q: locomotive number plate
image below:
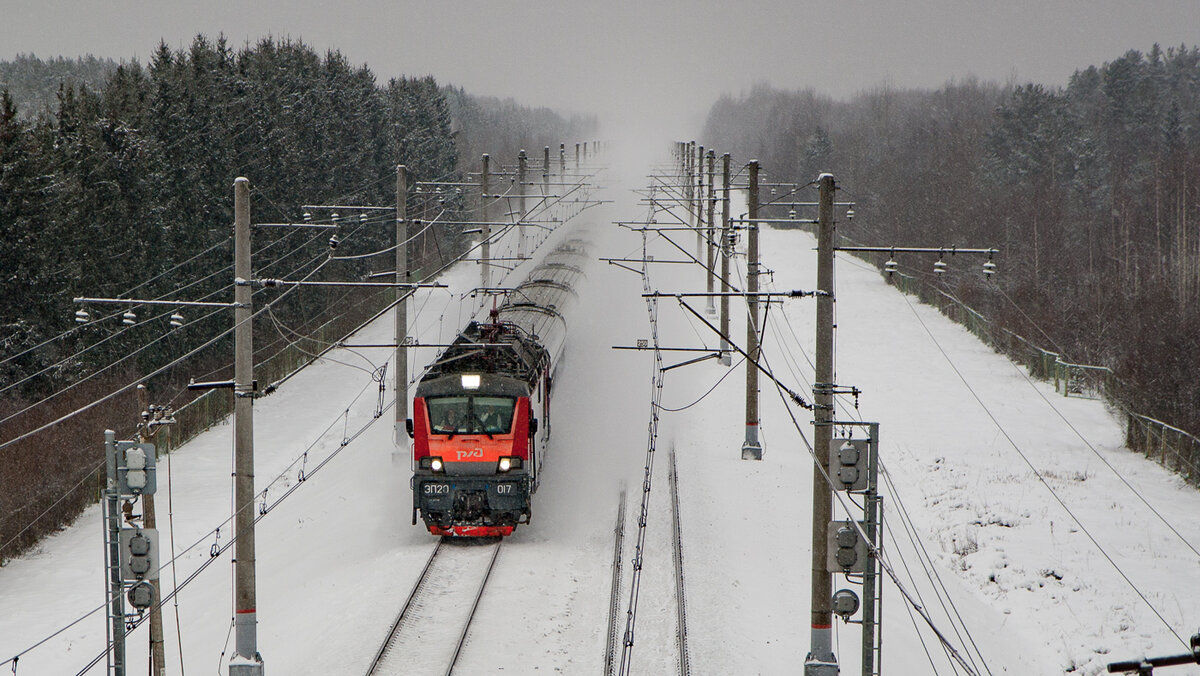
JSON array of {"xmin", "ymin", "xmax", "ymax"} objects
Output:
[
  {"xmin": 495, "ymin": 484, "xmax": 514, "ymax": 495},
  {"xmin": 423, "ymin": 484, "xmax": 450, "ymax": 495}
]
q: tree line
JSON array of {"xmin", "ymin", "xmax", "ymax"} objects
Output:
[
  {"xmin": 702, "ymin": 44, "xmax": 1200, "ymax": 440},
  {"xmin": 0, "ymin": 37, "xmax": 593, "ymax": 563}
]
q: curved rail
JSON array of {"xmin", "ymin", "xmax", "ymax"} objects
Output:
[{"xmin": 366, "ymin": 539, "xmax": 502, "ymax": 676}]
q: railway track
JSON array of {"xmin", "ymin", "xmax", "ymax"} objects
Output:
[
  {"xmin": 668, "ymin": 448, "xmax": 691, "ymax": 676},
  {"xmin": 605, "ymin": 489, "xmax": 627, "ymax": 675},
  {"xmin": 366, "ymin": 538, "xmax": 502, "ymax": 676}
]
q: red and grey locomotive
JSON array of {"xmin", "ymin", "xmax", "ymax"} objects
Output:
[{"xmin": 408, "ymin": 239, "xmax": 587, "ymax": 537}]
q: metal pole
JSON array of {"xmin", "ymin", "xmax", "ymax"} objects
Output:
[
  {"xmin": 104, "ymin": 429, "xmax": 125, "ymax": 676},
  {"xmin": 575, "ymin": 142, "xmax": 580, "ymax": 169},
  {"xmin": 230, "ymin": 177, "xmax": 264, "ymax": 675},
  {"xmin": 559, "ymin": 143, "xmax": 566, "ymax": 174},
  {"xmin": 543, "ymin": 146, "xmax": 551, "ymax": 248},
  {"xmin": 480, "ymin": 155, "xmax": 490, "ymax": 291},
  {"xmin": 806, "ymin": 172, "xmax": 838, "ymax": 676},
  {"xmin": 396, "ymin": 165, "xmax": 409, "ymax": 446},
  {"xmin": 138, "ymin": 386, "xmax": 166, "ymax": 676},
  {"xmin": 863, "ymin": 423, "xmax": 881, "ymax": 676},
  {"xmin": 741, "ymin": 161, "xmax": 763, "ymax": 461},
  {"xmin": 719, "ymin": 153, "xmax": 732, "ymax": 365},
  {"xmin": 518, "ymin": 150, "xmax": 527, "ymax": 259},
  {"xmin": 705, "ymin": 149, "xmax": 716, "ymax": 314},
  {"xmin": 686, "ymin": 142, "xmax": 694, "ymax": 232},
  {"xmin": 696, "ymin": 144, "xmax": 705, "ymax": 259}
]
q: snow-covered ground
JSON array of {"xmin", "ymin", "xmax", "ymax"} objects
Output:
[{"xmin": 3, "ymin": 161, "xmax": 1199, "ymax": 675}]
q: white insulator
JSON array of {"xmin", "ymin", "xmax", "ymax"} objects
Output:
[
  {"xmin": 933, "ymin": 260, "xmax": 947, "ymax": 275},
  {"xmin": 302, "ymin": 211, "xmax": 312, "ymax": 222},
  {"xmin": 983, "ymin": 260, "xmax": 997, "ymax": 276},
  {"xmin": 884, "ymin": 259, "xmax": 898, "ymax": 275},
  {"xmin": 75, "ymin": 309, "xmax": 91, "ymax": 323},
  {"xmin": 122, "ymin": 310, "xmax": 137, "ymax": 326},
  {"xmin": 170, "ymin": 312, "xmax": 184, "ymax": 328}
]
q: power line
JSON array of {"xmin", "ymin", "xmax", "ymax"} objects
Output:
[{"xmin": 896, "ymin": 290, "xmax": 1190, "ymax": 649}]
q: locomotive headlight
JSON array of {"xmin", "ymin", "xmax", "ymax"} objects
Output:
[
  {"xmin": 497, "ymin": 456, "xmax": 522, "ymax": 472},
  {"xmin": 461, "ymin": 374, "xmax": 481, "ymax": 390},
  {"xmin": 420, "ymin": 456, "xmax": 445, "ymax": 472}
]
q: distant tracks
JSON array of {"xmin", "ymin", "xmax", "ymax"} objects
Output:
[
  {"xmin": 605, "ymin": 490, "xmax": 627, "ymax": 675},
  {"xmin": 609, "ymin": 449, "xmax": 691, "ymax": 676},
  {"xmin": 668, "ymin": 449, "xmax": 691, "ymax": 676},
  {"xmin": 366, "ymin": 538, "xmax": 502, "ymax": 676}
]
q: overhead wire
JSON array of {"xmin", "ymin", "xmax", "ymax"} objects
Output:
[
  {"xmin": 841, "ymin": 241, "xmax": 1200, "ymax": 594},
  {"xmin": 0, "ymin": 239, "xmax": 335, "ymax": 454},
  {"xmin": 6, "ymin": 150, "xmax": 586, "ymax": 671},
  {"xmin": 55, "ymin": 154, "xmax": 571, "ymax": 673},
  {"xmin": 896, "ymin": 289, "xmax": 1190, "ymax": 649},
  {"xmin": 7, "ymin": 358, "xmax": 393, "ymax": 673},
  {"xmin": 681, "ymin": 171, "xmax": 986, "ymax": 673},
  {"xmin": 0, "ymin": 228, "xmax": 332, "ymax": 435}
]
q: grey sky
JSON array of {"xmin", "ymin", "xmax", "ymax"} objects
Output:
[{"xmin": 3, "ymin": 0, "xmax": 1198, "ymax": 143}]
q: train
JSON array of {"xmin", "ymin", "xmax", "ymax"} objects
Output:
[{"xmin": 407, "ymin": 236, "xmax": 589, "ymax": 536}]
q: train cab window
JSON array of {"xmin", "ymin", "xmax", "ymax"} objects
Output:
[
  {"xmin": 427, "ymin": 396, "xmax": 515, "ymax": 435},
  {"xmin": 473, "ymin": 397, "xmax": 515, "ymax": 434}
]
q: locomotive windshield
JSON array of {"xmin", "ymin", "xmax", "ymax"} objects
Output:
[{"xmin": 427, "ymin": 396, "xmax": 516, "ymax": 435}]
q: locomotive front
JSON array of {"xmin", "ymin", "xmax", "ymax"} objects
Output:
[
  {"xmin": 411, "ymin": 368, "xmax": 538, "ymax": 537},
  {"xmin": 408, "ymin": 236, "xmax": 587, "ymax": 537}
]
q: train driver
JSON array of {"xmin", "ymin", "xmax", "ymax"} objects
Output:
[{"xmin": 435, "ymin": 407, "xmax": 463, "ymax": 434}]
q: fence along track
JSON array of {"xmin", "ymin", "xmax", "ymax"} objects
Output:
[
  {"xmin": 605, "ymin": 489, "xmax": 627, "ymax": 675},
  {"xmin": 366, "ymin": 538, "xmax": 502, "ymax": 676},
  {"xmin": 668, "ymin": 448, "xmax": 691, "ymax": 676}
]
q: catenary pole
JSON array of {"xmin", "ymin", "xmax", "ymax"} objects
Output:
[
  {"xmin": 518, "ymin": 150, "xmax": 528, "ymax": 260},
  {"xmin": 741, "ymin": 161, "xmax": 763, "ymax": 461},
  {"xmin": 395, "ymin": 165, "xmax": 409, "ymax": 444},
  {"xmin": 696, "ymin": 144, "xmax": 705, "ymax": 259},
  {"xmin": 805, "ymin": 172, "xmax": 838, "ymax": 676},
  {"xmin": 705, "ymin": 149, "xmax": 716, "ymax": 314},
  {"xmin": 104, "ymin": 429, "xmax": 125, "ymax": 676},
  {"xmin": 138, "ymin": 385, "xmax": 166, "ymax": 676},
  {"xmin": 230, "ymin": 177, "xmax": 264, "ymax": 676},
  {"xmin": 480, "ymin": 155, "xmax": 491, "ymax": 291},
  {"xmin": 719, "ymin": 152, "xmax": 732, "ymax": 365}
]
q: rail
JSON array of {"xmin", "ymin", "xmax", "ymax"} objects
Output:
[
  {"xmin": 366, "ymin": 538, "xmax": 502, "ymax": 676},
  {"xmin": 605, "ymin": 490, "xmax": 628, "ymax": 675},
  {"xmin": 669, "ymin": 448, "xmax": 691, "ymax": 676}
]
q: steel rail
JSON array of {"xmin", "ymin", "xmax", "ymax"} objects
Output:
[
  {"xmin": 365, "ymin": 540, "xmax": 443, "ymax": 675},
  {"xmin": 605, "ymin": 490, "xmax": 628, "ymax": 676},
  {"xmin": 444, "ymin": 541, "xmax": 503, "ymax": 675},
  {"xmin": 365, "ymin": 539, "xmax": 502, "ymax": 676},
  {"xmin": 668, "ymin": 449, "xmax": 691, "ymax": 676}
]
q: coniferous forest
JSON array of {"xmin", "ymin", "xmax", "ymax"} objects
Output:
[
  {"xmin": 703, "ymin": 45, "xmax": 1200, "ymax": 447},
  {"xmin": 0, "ymin": 36, "xmax": 594, "ymax": 562}
]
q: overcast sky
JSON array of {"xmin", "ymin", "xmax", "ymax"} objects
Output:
[{"xmin": 4, "ymin": 0, "xmax": 1198, "ymax": 143}]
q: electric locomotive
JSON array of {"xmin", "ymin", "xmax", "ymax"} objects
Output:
[{"xmin": 408, "ymin": 238, "xmax": 587, "ymax": 536}]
